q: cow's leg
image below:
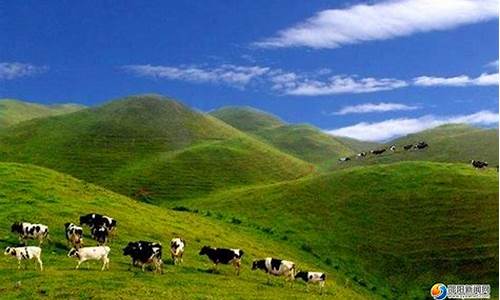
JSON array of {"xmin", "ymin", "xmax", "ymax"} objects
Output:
[
  {"xmin": 17, "ymin": 259, "xmax": 21, "ymax": 270},
  {"xmin": 142, "ymin": 263, "xmax": 146, "ymax": 272},
  {"xmin": 36, "ymin": 256, "xmax": 43, "ymax": 271},
  {"xmin": 102, "ymin": 257, "xmax": 109, "ymax": 271},
  {"xmin": 76, "ymin": 260, "xmax": 82, "ymax": 269}
]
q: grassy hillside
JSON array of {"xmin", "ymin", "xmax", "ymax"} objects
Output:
[
  {"xmin": 210, "ymin": 106, "xmax": 359, "ymax": 165},
  {"xmin": 180, "ymin": 162, "xmax": 499, "ymax": 299},
  {"xmin": 0, "ymin": 162, "xmax": 367, "ymax": 299},
  {"xmin": 0, "ymin": 99, "xmax": 84, "ymax": 128},
  {"xmin": 328, "ymin": 124, "xmax": 498, "ymax": 171},
  {"xmin": 0, "ymin": 95, "xmax": 313, "ymax": 203}
]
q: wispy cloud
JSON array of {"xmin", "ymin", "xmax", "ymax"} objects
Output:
[
  {"xmin": 254, "ymin": 0, "xmax": 498, "ymax": 49},
  {"xmin": 326, "ymin": 110, "xmax": 499, "ymax": 141},
  {"xmin": 333, "ymin": 102, "xmax": 419, "ymax": 115},
  {"xmin": 485, "ymin": 59, "xmax": 499, "ymax": 70},
  {"xmin": 0, "ymin": 62, "xmax": 48, "ymax": 80},
  {"xmin": 122, "ymin": 64, "xmax": 270, "ymax": 87},
  {"xmin": 413, "ymin": 73, "xmax": 499, "ymax": 87}
]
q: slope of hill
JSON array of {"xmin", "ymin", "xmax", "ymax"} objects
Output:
[
  {"xmin": 210, "ymin": 106, "xmax": 359, "ymax": 166},
  {"xmin": 327, "ymin": 124, "xmax": 499, "ymax": 171},
  {"xmin": 0, "ymin": 95, "xmax": 313, "ymax": 203},
  {"xmin": 0, "ymin": 99, "xmax": 84, "ymax": 128},
  {"xmin": 0, "ymin": 162, "xmax": 365, "ymax": 299},
  {"xmin": 180, "ymin": 162, "xmax": 499, "ymax": 299}
]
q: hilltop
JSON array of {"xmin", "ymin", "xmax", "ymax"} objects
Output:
[
  {"xmin": 0, "ymin": 162, "xmax": 365, "ymax": 299},
  {"xmin": 210, "ymin": 106, "xmax": 360, "ymax": 165},
  {"xmin": 0, "ymin": 99, "xmax": 84, "ymax": 128},
  {"xmin": 180, "ymin": 162, "xmax": 499, "ymax": 299},
  {"xmin": 0, "ymin": 95, "xmax": 313, "ymax": 203}
]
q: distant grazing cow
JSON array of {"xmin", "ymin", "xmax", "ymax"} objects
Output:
[
  {"xmin": 338, "ymin": 157, "xmax": 351, "ymax": 162},
  {"xmin": 471, "ymin": 160, "xmax": 488, "ymax": 169},
  {"xmin": 356, "ymin": 152, "xmax": 367, "ymax": 158},
  {"xmin": 91, "ymin": 225, "xmax": 108, "ymax": 245},
  {"xmin": 79, "ymin": 213, "xmax": 116, "ymax": 231},
  {"xmin": 370, "ymin": 148, "xmax": 386, "ymax": 155},
  {"xmin": 4, "ymin": 246, "xmax": 43, "ymax": 271},
  {"xmin": 294, "ymin": 271, "xmax": 327, "ymax": 294},
  {"xmin": 123, "ymin": 241, "xmax": 163, "ymax": 273},
  {"xmin": 414, "ymin": 141, "xmax": 428, "ymax": 150},
  {"xmin": 199, "ymin": 246, "xmax": 243, "ymax": 275},
  {"xmin": 252, "ymin": 258, "xmax": 296, "ymax": 283},
  {"xmin": 11, "ymin": 222, "xmax": 49, "ymax": 246},
  {"xmin": 68, "ymin": 246, "xmax": 110, "ymax": 271},
  {"xmin": 65, "ymin": 223, "xmax": 83, "ymax": 248},
  {"xmin": 403, "ymin": 144, "xmax": 413, "ymax": 150},
  {"xmin": 389, "ymin": 144, "xmax": 396, "ymax": 152},
  {"xmin": 170, "ymin": 238, "xmax": 185, "ymax": 265}
]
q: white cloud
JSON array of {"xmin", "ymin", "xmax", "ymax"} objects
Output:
[
  {"xmin": 413, "ymin": 73, "xmax": 499, "ymax": 87},
  {"xmin": 0, "ymin": 62, "xmax": 48, "ymax": 80},
  {"xmin": 327, "ymin": 110, "xmax": 499, "ymax": 141},
  {"xmin": 123, "ymin": 64, "xmax": 270, "ymax": 87},
  {"xmin": 254, "ymin": 0, "xmax": 498, "ymax": 49},
  {"xmin": 485, "ymin": 59, "xmax": 499, "ymax": 70},
  {"xmin": 334, "ymin": 102, "xmax": 419, "ymax": 115}
]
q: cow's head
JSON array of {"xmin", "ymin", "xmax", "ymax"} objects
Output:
[
  {"xmin": 67, "ymin": 248, "xmax": 79, "ymax": 258},
  {"xmin": 10, "ymin": 222, "xmax": 21, "ymax": 233},
  {"xmin": 199, "ymin": 246, "xmax": 211, "ymax": 256},
  {"xmin": 123, "ymin": 242, "xmax": 138, "ymax": 256},
  {"xmin": 4, "ymin": 247, "xmax": 15, "ymax": 256}
]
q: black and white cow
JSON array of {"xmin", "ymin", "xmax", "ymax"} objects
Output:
[
  {"xmin": 471, "ymin": 160, "xmax": 488, "ymax": 169},
  {"xmin": 170, "ymin": 238, "xmax": 185, "ymax": 265},
  {"xmin": 294, "ymin": 271, "xmax": 327, "ymax": 294},
  {"xmin": 356, "ymin": 152, "xmax": 367, "ymax": 158},
  {"xmin": 338, "ymin": 157, "xmax": 351, "ymax": 162},
  {"xmin": 403, "ymin": 144, "xmax": 413, "ymax": 150},
  {"xmin": 4, "ymin": 246, "xmax": 43, "ymax": 271},
  {"xmin": 389, "ymin": 144, "xmax": 396, "ymax": 152},
  {"xmin": 90, "ymin": 225, "xmax": 109, "ymax": 245},
  {"xmin": 414, "ymin": 141, "xmax": 428, "ymax": 149},
  {"xmin": 64, "ymin": 223, "xmax": 83, "ymax": 248},
  {"xmin": 370, "ymin": 148, "xmax": 386, "ymax": 155},
  {"xmin": 199, "ymin": 246, "xmax": 243, "ymax": 275},
  {"xmin": 79, "ymin": 213, "xmax": 117, "ymax": 231},
  {"xmin": 252, "ymin": 258, "xmax": 296, "ymax": 282},
  {"xmin": 68, "ymin": 246, "xmax": 110, "ymax": 271},
  {"xmin": 11, "ymin": 222, "xmax": 49, "ymax": 246},
  {"xmin": 123, "ymin": 241, "xmax": 163, "ymax": 273}
]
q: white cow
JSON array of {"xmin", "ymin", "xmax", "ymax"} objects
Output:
[
  {"xmin": 295, "ymin": 271, "xmax": 327, "ymax": 294},
  {"xmin": 4, "ymin": 246, "xmax": 43, "ymax": 271},
  {"xmin": 170, "ymin": 238, "xmax": 185, "ymax": 265},
  {"xmin": 68, "ymin": 246, "xmax": 110, "ymax": 271}
]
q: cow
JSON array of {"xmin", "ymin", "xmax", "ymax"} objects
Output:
[
  {"xmin": 338, "ymin": 157, "xmax": 351, "ymax": 162},
  {"xmin": 389, "ymin": 144, "xmax": 396, "ymax": 152},
  {"xmin": 64, "ymin": 223, "xmax": 83, "ymax": 249},
  {"xmin": 170, "ymin": 238, "xmax": 185, "ymax": 265},
  {"xmin": 68, "ymin": 246, "xmax": 110, "ymax": 271},
  {"xmin": 403, "ymin": 144, "xmax": 413, "ymax": 150},
  {"xmin": 370, "ymin": 148, "xmax": 386, "ymax": 155},
  {"xmin": 199, "ymin": 246, "xmax": 243, "ymax": 275},
  {"xmin": 356, "ymin": 152, "xmax": 367, "ymax": 158},
  {"xmin": 90, "ymin": 225, "xmax": 108, "ymax": 245},
  {"xmin": 4, "ymin": 246, "xmax": 43, "ymax": 271},
  {"xmin": 123, "ymin": 241, "xmax": 163, "ymax": 273},
  {"xmin": 471, "ymin": 160, "xmax": 488, "ymax": 169},
  {"xmin": 414, "ymin": 141, "xmax": 428, "ymax": 149},
  {"xmin": 294, "ymin": 271, "xmax": 327, "ymax": 294},
  {"xmin": 252, "ymin": 258, "xmax": 296, "ymax": 283},
  {"xmin": 11, "ymin": 222, "xmax": 49, "ymax": 246},
  {"xmin": 79, "ymin": 213, "xmax": 117, "ymax": 232}
]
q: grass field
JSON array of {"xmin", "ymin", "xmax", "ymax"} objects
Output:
[
  {"xmin": 0, "ymin": 162, "xmax": 367, "ymax": 300},
  {"xmin": 180, "ymin": 162, "xmax": 499, "ymax": 299}
]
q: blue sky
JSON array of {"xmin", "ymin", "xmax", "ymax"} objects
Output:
[{"xmin": 1, "ymin": 0, "xmax": 498, "ymax": 141}]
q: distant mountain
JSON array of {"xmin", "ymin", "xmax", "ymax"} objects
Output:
[
  {"xmin": 210, "ymin": 106, "xmax": 364, "ymax": 166},
  {"xmin": 0, "ymin": 95, "xmax": 313, "ymax": 203},
  {"xmin": 0, "ymin": 99, "xmax": 84, "ymax": 128}
]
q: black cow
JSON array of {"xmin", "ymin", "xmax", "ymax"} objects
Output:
[
  {"xmin": 11, "ymin": 222, "xmax": 49, "ymax": 246},
  {"xmin": 338, "ymin": 157, "xmax": 351, "ymax": 162},
  {"xmin": 123, "ymin": 241, "xmax": 163, "ymax": 273},
  {"xmin": 91, "ymin": 226, "xmax": 108, "ymax": 245},
  {"xmin": 403, "ymin": 144, "xmax": 413, "ymax": 150},
  {"xmin": 252, "ymin": 257, "xmax": 296, "ymax": 282},
  {"xmin": 199, "ymin": 246, "xmax": 243, "ymax": 275},
  {"xmin": 471, "ymin": 160, "xmax": 488, "ymax": 169},
  {"xmin": 294, "ymin": 271, "xmax": 327, "ymax": 293},
  {"xmin": 79, "ymin": 213, "xmax": 117, "ymax": 231},
  {"xmin": 414, "ymin": 141, "xmax": 428, "ymax": 149},
  {"xmin": 370, "ymin": 148, "xmax": 386, "ymax": 155}
]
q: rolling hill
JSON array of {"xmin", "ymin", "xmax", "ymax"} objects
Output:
[
  {"xmin": 0, "ymin": 162, "xmax": 366, "ymax": 299},
  {"xmin": 180, "ymin": 162, "xmax": 499, "ymax": 299},
  {"xmin": 210, "ymin": 106, "xmax": 363, "ymax": 166},
  {"xmin": 0, "ymin": 99, "xmax": 84, "ymax": 129},
  {"xmin": 0, "ymin": 95, "xmax": 313, "ymax": 203}
]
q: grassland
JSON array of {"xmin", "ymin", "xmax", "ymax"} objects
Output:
[
  {"xmin": 0, "ymin": 162, "xmax": 368, "ymax": 300},
  {"xmin": 180, "ymin": 162, "xmax": 499, "ymax": 299},
  {"xmin": 0, "ymin": 99, "xmax": 84, "ymax": 129}
]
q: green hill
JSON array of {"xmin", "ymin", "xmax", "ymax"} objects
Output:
[
  {"xmin": 210, "ymin": 106, "xmax": 359, "ymax": 166},
  {"xmin": 0, "ymin": 162, "xmax": 366, "ymax": 299},
  {"xmin": 0, "ymin": 95, "xmax": 313, "ymax": 203},
  {"xmin": 328, "ymin": 124, "xmax": 499, "ymax": 171},
  {"xmin": 0, "ymin": 99, "xmax": 84, "ymax": 128},
  {"xmin": 180, "ymin": 162, "xmax": 499, "ymax": 299}
]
